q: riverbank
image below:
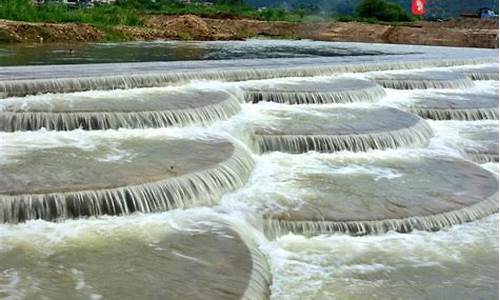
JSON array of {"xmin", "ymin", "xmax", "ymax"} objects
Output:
[{"xmin": 0, "ymin": 16, "xmax": 498, "ymax": 48}]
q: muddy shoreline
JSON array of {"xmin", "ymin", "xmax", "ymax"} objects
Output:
[{"xmin": 0, "ymin": 15, "xmax": 498, "ymax": 48}]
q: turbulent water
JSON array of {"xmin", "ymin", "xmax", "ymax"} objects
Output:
[
  {"xmin": 0, "ymin": 40, "xmax": 498, "ymax": 299},
  {"xmin": 265, "ymin": 214, "xmax": 498, "ymax": 300}
]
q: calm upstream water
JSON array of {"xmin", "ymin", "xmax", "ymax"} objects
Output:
[
  {"xmin": 0, "ymin": 39, "xmax": 419, "ymax": 66},
  {"xmin": 0, "ymin": 40, "xmax": 498, "ymax": 299}
]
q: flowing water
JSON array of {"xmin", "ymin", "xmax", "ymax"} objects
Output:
[
  {"xmin": 0, "ymin": 40, "xmax": 498, "ymax": 299},
  {"xmin": 0, "ymin": 40, "xmax": 420, "ymax": 66}
]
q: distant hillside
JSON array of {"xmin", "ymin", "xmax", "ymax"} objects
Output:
[{"xmin": 245, "ymin": 0, "xmax": 499, "ymax": 17}]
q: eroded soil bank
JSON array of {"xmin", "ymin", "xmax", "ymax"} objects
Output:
[{"xmin": 0, "ymin": 15, "xmax": 498, "ymax": 48}]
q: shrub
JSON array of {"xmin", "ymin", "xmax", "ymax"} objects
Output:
[{"xmin": 355, "ymin": 0, "xmax": 414, "ymax": 22}]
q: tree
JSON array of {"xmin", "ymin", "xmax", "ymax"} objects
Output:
[
  {"xmin": 216, "ymin": 0, "xmax": 245, "ymax": 6},
  {"xmin": 355, "ymin": 0, "xmax": 414, "ymax": 22}
]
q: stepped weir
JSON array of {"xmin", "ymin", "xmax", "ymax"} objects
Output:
[
  {"xmin": 243, "ymin": 78, "xmax": 385, "ymax": 104},
  {"xmin": 456, "ymin": 64, "xmax": 500, "ymax": 81},
  {"xmin": 372, "ymin": 71, "xmax": 475, "ymax": 90},
  {"xmin": 407, "ymin": 91, "xmax": 499, "ymax": 121},
  {"xmin": 0, "ymin": 136, "xmax": 254, "ymax": 223},
  {"xmin": 0, "ymin": 51, "xmax": 496, "ymax": 97},
  {"xmin": 253, "ymin": 107, "xmax": 433, "ymax": 153},
  {"xmin": 264, "ymin": 156, "xmax": 499, "ymax": 236},
  {"xmin": 0, "ymin": 217, "xmax": 271, "ymax": 300},
  {"xmin": 0, "ymin": 41, "xmax": 499, "ymax": 299},
  {"xmin": 0, "ymin": 88, "xmax": 241, "ymax": 131},
  {"xmin": 460, "ymin": 124, "xmax": 499, "ymax": 163}
]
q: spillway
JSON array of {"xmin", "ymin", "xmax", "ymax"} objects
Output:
[
  {"xmin": 435, "ymin": 121, "xmax": 499, "ymax": 163},
  {"xmin": 0, "ymin": 43, "xmax": 496, "ymax": 97},
  {"xmin": 464, "ymin": 129, "xmax": 499, "ymax": 163},
  {"xmin": 0, "ymin": 40, "xmax": 498, "ymax": 299},
  {"xmin": 407, "ymin": 91, "xmax": 499, "ymax": 120},
  {"xmin": 264, "ymin": 156, "xmax": 498, "ymax": 236},
  {"xmin": 0, "ymin": 215, "xmax": 271, "ymax": 300},
  {"xmin": 0, "ymin": 135, "xmax": 254, "ymax": 223},
  {"xmin": 252, "ymin": 107, "xmax": 432, "ymax": 153},
  {"xmin": 267, "ymin": 214, "xmax": 498, "ymax": 300},
  {"xmin": 372, "ymin": 71, "xmax": 475, "ymax": 90},
  {"xmin": 243, "ymin": 78, "xmax": 385, "ymax": 104},
  {"xmin": 456, "ymin": 64, "xmax": 499, "ymax": 81},
  {"xmin": 0, "ymin": 87, "xmax": 241, "ymax": 131}
]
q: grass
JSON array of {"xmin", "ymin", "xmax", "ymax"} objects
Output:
[
  {"xmin": 0, "ymin": 0, "xmax": 416, "ymax": 43},
  {"xmin": 0, "ymin": 0, "xmax": 311, "ymax": 25},
  {"xmin": 0, "ymin": 0, "xmax": 142, "ymax": 26}
]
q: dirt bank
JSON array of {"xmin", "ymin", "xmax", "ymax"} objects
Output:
[{"xmin": 0, "ymin": 15, "xmax": 498, "ymax": 48}]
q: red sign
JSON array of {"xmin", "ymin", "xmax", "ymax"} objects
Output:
[{"xmin": 412, "ymin": 0, "xmax": 426, "ymax": 15}]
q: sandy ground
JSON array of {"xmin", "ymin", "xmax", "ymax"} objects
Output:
[{"xmin": 0, "ymin": 15, "xmax": 498, "ymax": 48}]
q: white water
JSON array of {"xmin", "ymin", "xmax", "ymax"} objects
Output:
[
  {"xmin": 265, "ymin": 213, "xmax": 498, "ymax": 300},
  {"xmin": 0, "ymin": 60, "xmax": 498, "ymax": 298}
]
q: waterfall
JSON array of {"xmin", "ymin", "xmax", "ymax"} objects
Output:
[
  {"xmin": 461, "ymin": 64, "xmax": 499, "ymax": 81},
  {"xmin": 259, "ymin": 157, "xmax": 499, "ymax": 237},
  {"xmin": 243, "ymin": 79, "xmax": 385, "ymax": 104},
  {"xmin": 409, "ymin": 108, "xmax": 499, "ymax": 121},
  {"xmin": 374, "ymin": 74, "xmax": 475, "ymax": 90},
  {"xmin": 254, "ymin": 120, "xmax": 432, "ymax": 153},
  {"xmin": 0, "ymin": 141, "xmax": 254, "ymax": 223},
  {"xmin": 264, "ymin": 195, "xmax": 498, "ymax": 236},
  {"xmin": 406, "ymin": 90, "xmax": 499, "ymax": 121},
  {"xmin": 468, "ymin": 72, "xmax": 499, "ymax": 81},
  {"xmin": 0, "ymin": 91, "xmax": 241, "ymax": 131},
  {"xmin": 166, "ymin": 217, "xmax": 272, "ymax": 300},
  {"xmin": 466, "ymin": 152, "xmax": 499, "ymax": 163},
  {"xmin": 232, "ymin": 221, "xmax": 272, "ymax": 300},
  {"xmin": 0, "ymin": 57, "xmax": 494, "ymax": 98},
  {"xmin": 252, "ymin": 107, "xmax": 433, "ymax": 153}
]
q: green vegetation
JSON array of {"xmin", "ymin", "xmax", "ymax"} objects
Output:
[
  {"xmin": 0, "ymin": 0, "xmax": 310, "ymax": 24},
  {"xmin": 0, "ymin": 0, "xmax": 416, "ymax": 29},
  {"xmin": 354, "ymin": 0, "xmax": 415, "ymax": 22},
  {"xmin": 0, "ymin": 0, "xmax": 142, "ymax": 26}
]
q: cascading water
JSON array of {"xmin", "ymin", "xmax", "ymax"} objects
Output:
[
  {"xmin": 430, "ymin": 120, "xmax": 499, "ymax": 163},
  {"xmin": 373, "ymin": 71, "xmax": 475, "ymax": 90},
  {"xmin": 0, "ymin": 86, "xmax": 241, "ymax": 131},
  {"xmin": 0, "ymin": 43, "xmax": 496, "ymax": 97},
  {"xmin": 0, "ymin": 40, "xmax": 498, "ymax": 300},
  {"xmin": 242, "ymin": 78, "xmax": 385, "ymax": 104},
  {"xmin": 0, "ymin": 134, "xmax": 254, "ymax": 223},
  {"xmin": 236, "ymin": 152, "xmax": 499, "ymax": 236},
  {"xmin": 264, "ymin": 213, "xmax": 498, "ymax": 300},
  {"xmin": 407, "ymin": 90, "xmax": 499, "ymax": 121},
  {"xmin": 461, "ymin": 128, "xmax": 499, "ymax": 163},
  {"xmin": 0, "ymin": 211, "xmax": 271, "ymax": 300},
  {"xmin": 455, "ymin": 63, "xmax": 500, "ymax": 81},
  {"xmin": 251, "ymin": 106, "xmax": 433, "ymax": 154}
]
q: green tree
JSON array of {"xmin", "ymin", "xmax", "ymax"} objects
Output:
[
  {"xmin": 216, "ymin": 0, "xmax": 245, "ymax": 6},
  {"xmin": 355, "ymin": 0, "xmax": 414, "ymax": 22}
]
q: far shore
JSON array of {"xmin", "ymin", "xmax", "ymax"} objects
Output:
[{"xmin": 0, "ymin": 15, "xmax": 498, "ymax": 48}]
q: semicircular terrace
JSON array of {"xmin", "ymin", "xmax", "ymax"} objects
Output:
[
  {"xmin": 0, "ymin": 216, "xmax": 271, "ymax": 300},
  {"xmin": 253, "ymin": 107, "xmax": 433, "ymax": 154},
  {"xmin": 372, "ymin": 71, "xmax": 475, "ymax": 90},
  {"xmin": 0, "ymin": 136, "xmax": 254, "ymax": 223},
  {"xmin": 264, "ymin": 156, "xmax": 498, "ymax": 236},
  {"xmin": 243, "ymin": 78, "xmax": 385, "ymax": 104},
  {"xmin": 456, "ymin": 64, "xmax": 499, "ymax": 81},
  {"xmin": 0, "ymin": 88, "xmax": 241, "ymax": 131},
  {"xmin": 407, "ymin": 91, "xmax": 499, "ymax": 121}
]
